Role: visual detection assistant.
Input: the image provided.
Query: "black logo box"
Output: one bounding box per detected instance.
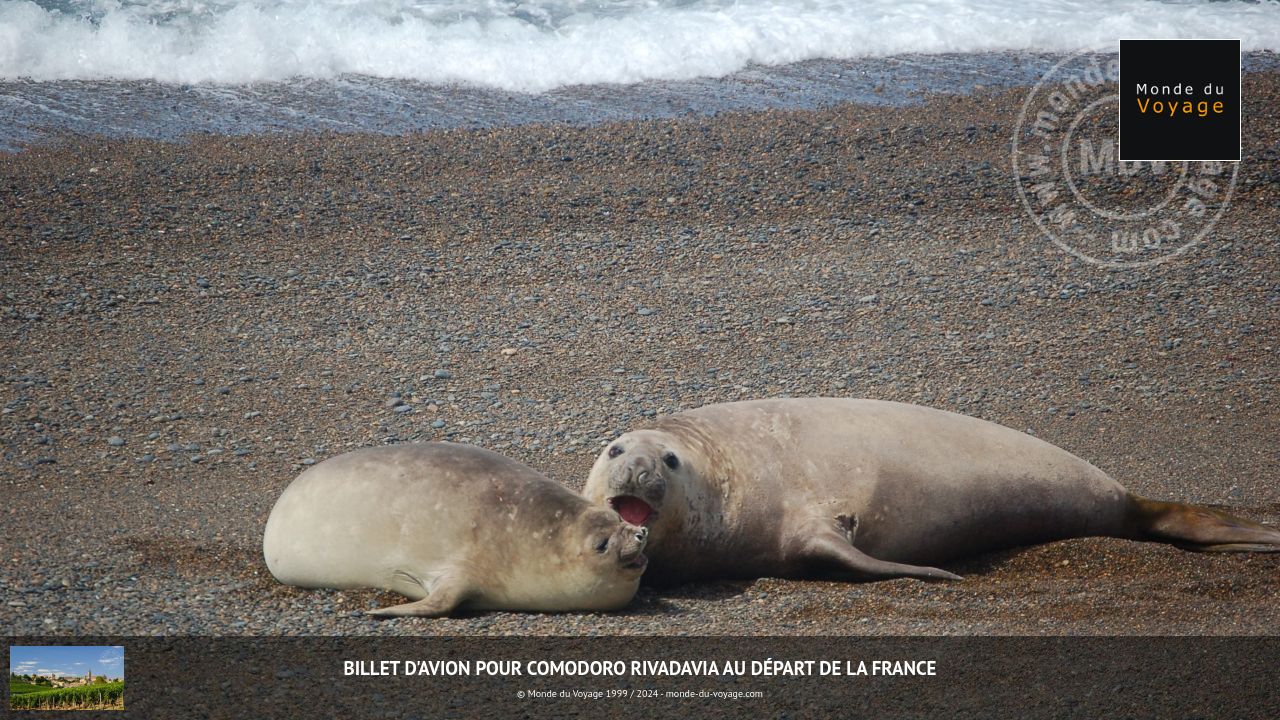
[1119,39,1241,162]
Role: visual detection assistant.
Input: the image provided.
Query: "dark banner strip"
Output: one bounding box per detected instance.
[6,636,1277,719]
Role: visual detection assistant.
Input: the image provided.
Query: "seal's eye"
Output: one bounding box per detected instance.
[595,538,610,554]
[662,452,680,470]
[607,445,623,459]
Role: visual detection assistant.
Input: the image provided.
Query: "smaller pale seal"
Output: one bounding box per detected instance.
[263,442,649,617]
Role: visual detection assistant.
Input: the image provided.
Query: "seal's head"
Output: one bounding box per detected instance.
[542,507,648,611]
[584,429,692,548]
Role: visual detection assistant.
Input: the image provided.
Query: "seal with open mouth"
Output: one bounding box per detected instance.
[264,442,648,617]
[584,398,1280,586]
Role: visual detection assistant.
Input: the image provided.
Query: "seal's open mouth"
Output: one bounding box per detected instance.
[610,495,654,526]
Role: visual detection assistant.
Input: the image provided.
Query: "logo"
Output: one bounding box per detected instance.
[1012,53,1238,268]
[1119,39,1241,162]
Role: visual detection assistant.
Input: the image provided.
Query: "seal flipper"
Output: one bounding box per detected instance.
[1128,495,1280,552]
[800,527,962,582]
[367,575,469,619]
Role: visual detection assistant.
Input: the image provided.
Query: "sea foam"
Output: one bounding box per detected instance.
[1,0,1278,89]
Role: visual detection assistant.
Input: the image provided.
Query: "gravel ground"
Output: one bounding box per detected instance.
[2,74,1278,637]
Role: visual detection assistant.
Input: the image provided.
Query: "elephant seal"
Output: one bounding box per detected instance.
[584,398,1280,586]
[264,442,649,617]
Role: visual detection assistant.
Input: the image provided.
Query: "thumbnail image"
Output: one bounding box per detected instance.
[9,646,124,711]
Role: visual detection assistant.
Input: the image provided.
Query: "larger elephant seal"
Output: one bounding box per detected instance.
[264,442,649,617]
[584,398,1280,586]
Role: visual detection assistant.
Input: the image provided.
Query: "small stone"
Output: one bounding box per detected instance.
[858,294,878,303]
[393,405,413,414]
[196,277,210,288]
[301,458,316,466]
[433,369,452,380]
[107,436,125,447]
[215,386,231,395]
[431,419,446,429]
[637,307,655,316]
[244,411,261,419]
[500,348,518,356]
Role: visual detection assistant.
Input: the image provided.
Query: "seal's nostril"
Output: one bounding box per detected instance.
[637,471,649,482]
[636,528,648,542]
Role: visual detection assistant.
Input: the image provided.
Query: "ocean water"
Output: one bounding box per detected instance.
[1,1,1278,148]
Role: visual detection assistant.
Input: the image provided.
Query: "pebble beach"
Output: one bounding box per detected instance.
[2,70,1279,637]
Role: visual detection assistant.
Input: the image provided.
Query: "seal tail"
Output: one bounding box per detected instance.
[1127,495,1280,552]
